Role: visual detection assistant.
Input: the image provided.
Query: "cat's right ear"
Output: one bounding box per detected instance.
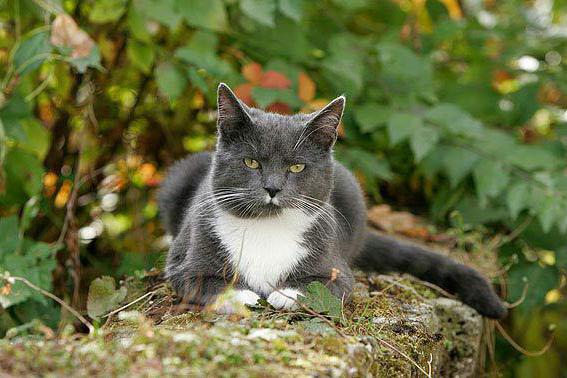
[217,83,251,141]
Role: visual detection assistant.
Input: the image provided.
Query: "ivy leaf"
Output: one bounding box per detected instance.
[279,0,304,22]
[506,181,529,219]
[87,276,127,319]
[410,124,439,161]
[178,0,227,31]
[387,113,422,145]
[127,40,155,74]
[353,103,391,133]
[240,0,277,27]
[298,281,342,319]
[155,62,187,100]
[473,160,510,203]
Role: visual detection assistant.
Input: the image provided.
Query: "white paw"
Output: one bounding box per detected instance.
[213,289,261,315]
[267,288,303,310]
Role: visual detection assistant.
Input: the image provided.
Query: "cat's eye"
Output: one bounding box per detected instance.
[289,163,306,173]
[244,158,260,169]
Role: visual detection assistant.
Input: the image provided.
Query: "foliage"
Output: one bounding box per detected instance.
[0,0,566,375]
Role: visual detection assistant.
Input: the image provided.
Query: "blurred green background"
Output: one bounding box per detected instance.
[0,0,566,375]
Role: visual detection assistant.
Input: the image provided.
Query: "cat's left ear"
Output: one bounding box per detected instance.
[305,96,345,149]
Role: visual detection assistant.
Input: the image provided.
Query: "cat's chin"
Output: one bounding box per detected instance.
[231,203,284,218]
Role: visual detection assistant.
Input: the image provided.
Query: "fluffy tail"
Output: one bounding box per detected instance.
[158,152,212,236]
[355,231,507,319]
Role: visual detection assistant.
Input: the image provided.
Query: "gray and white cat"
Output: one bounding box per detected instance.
[158,83,507,319]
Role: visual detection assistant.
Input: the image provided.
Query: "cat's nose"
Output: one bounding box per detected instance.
[264,187,281,198]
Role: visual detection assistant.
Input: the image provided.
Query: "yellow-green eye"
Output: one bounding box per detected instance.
[289,163,306,173]
[244,158,260,169]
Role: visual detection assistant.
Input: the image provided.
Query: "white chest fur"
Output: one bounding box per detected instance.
[212,207,316,295]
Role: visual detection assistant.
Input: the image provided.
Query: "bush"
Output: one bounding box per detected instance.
[0,0,566,374]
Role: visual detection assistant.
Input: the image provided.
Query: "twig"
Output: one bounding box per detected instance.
[495,321,554,357]
[506,281,529,309]
[376,337,432,377]
[102,290,157,319]
[4,275,94,334]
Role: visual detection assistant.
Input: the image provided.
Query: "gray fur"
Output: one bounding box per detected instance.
[158,83,507,319]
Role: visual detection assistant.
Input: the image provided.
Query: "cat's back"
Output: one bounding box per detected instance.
[158,152,212,236]
[330,161,367,257]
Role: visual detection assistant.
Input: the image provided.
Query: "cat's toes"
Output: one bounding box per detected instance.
[212,289,261,315]
[267,288,303,310]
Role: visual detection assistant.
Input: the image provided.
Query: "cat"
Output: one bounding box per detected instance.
[158,83,507,319]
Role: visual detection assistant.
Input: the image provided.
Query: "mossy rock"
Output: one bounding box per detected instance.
[0,269,487,377]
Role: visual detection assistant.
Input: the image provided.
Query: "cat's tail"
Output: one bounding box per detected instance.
[158,152,212,236]
[355,231,507,319]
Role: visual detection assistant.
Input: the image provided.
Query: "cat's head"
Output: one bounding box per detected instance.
[211,83,345,218]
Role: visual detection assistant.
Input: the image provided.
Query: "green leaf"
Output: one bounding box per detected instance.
[155,62,187,100]
[240,0,276,27]
[441,146,479,187]
[175,32,233,78]
[87,276,128,319]
[506,181,529,219]
[353,103,391,133]
[13,30,52,76]
[322,35,365,97]
[278,0,303,21]
[473,160,510,203]
[127,40,155,74]
[0,242,58,308]
[505,146,560,171]
[2,148,44,202]
[178,0,227,31]
[251,87,301,108]
[298,281,342,319]
[387,113,422,145]
[20,196,39,235]
[18,119,50,159]
[89,0,128,23]
[335,147,393,181]
[425,103,484,138]
[138,0,182,29]
[376,42,433,97]
[410,124,439,161]
[537,195,557,233]
[0,216,19,254]
[128,6,153,42]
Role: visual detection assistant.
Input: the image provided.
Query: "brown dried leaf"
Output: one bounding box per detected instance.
[242,62,263,85]
[367,204,429,240]
[298,72,316,102]
[51,14,95,58]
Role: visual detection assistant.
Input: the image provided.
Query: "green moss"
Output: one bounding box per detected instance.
[0,271,484,377]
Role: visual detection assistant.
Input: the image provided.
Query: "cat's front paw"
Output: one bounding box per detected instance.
[212,289,261,315]
[267,288,303,310]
